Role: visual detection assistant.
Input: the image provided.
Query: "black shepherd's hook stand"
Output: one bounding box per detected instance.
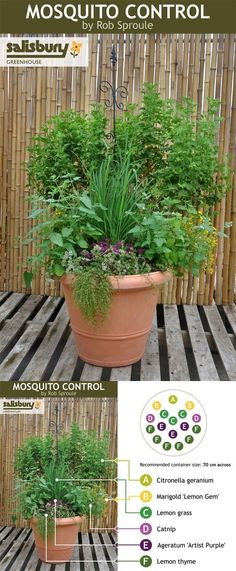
[100,45,128,144]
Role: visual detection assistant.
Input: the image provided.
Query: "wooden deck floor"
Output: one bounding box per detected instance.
[0,292,236,381]
[0,527,117,570]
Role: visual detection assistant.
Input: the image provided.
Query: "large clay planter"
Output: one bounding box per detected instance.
[61,271,171,367]
[31,515,83,563]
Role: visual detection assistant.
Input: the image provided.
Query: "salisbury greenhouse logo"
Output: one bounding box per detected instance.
[0,37,88,67]
[0,399,45,414]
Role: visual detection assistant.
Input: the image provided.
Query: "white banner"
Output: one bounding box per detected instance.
[0,36,88,67]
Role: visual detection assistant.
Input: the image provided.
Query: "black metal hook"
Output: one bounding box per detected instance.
[99,45,128,143]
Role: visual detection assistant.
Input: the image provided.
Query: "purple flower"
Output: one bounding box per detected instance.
[99,244,109,253]
[93,239,110,254]
[137,247,145,255]
[83,250,92,259]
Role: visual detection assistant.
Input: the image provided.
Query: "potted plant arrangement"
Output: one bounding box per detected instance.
[14,424,113,563]
[24,86,230,366]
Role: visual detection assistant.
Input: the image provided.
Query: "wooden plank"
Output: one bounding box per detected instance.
[40,562,65,570]
[0,292,9,303]
[164,305,190,381]
[223,304,236,336]
[96,532,117,566]
[0,528,24,558]
[22,546,43,570]
[4,532,35,571]
[0,297,61,380]
[0,293,26,325]
[70,544,84,570]
[91,532,114,569]
[50,332,78,382]
[183,305,220,381]
[80,364,102,381]
[0,529,30,566]
[140,316,161,381]
[110,367,132,382]
[0,527,16,541]
[21,304,70,381]
[0,295,43,352]
[203,305,236,381]
[74,532,96,570]
[24,542,65,569]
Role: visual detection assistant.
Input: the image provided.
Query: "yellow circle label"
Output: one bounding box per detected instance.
[140,490,152,502]
[169,395,178,404]
[186,401,195,410]
[152,401,161,410]
[140,474,153,486]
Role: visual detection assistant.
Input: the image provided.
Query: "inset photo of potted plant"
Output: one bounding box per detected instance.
[24,86,230,367]
[14,422,115,563]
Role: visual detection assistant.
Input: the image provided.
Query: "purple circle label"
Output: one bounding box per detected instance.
[140,523,152,535]
[193,414,201,422]
[157,422,166,431]
[140,539,152,551]
[169,430,178,439]
[146,414,155,423]
[180,422,189,431]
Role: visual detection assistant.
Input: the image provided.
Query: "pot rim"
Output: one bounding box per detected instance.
[60,270,172,290]
[31,514,84,526]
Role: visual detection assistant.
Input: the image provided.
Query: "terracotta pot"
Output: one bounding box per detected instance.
[31,515,83,563]
[61,270,171,367]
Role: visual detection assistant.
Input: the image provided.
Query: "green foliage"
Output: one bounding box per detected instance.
[15,434,54,480]
[129,210,217,276]
[85,154,147,242]
[24,177,90,279]
[26,85,230,210]
[153,98,230,208]
[14,423,113,533]
[116,86,230,209]
[116,85,174,186]
[27,107,108,196]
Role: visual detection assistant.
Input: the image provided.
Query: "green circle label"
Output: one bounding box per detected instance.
[153,435,162,444]
[140,506,152,519]
[163,442,171,451]
[146,425,155,434]
[175,442,184,451]
[160,409,169,419]
[140,555,152,567]
[178,409,187,419]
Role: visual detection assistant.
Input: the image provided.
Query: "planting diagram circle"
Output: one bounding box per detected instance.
[140,389,207,456]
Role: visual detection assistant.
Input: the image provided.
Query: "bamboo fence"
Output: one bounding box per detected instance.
[0,34,235,303]
[0,398,117,529]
